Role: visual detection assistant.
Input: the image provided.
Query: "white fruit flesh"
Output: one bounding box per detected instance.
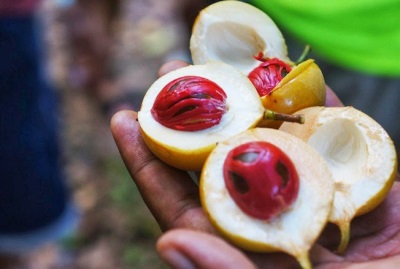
[200,128,335,260]
[190,1,291,75]
[280,106,397,225]
[138,62,264,169]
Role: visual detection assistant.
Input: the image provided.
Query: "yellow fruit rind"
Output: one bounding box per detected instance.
[259,59,326,128]
[356,154,397,216]
[140,128,214,171]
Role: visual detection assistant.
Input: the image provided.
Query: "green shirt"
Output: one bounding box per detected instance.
[250,0,400,76]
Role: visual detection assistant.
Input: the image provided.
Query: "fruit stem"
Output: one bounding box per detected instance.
[297,252,312,269]
[336,221,350,255]
[263,109,305,124]
[295,45,311,65]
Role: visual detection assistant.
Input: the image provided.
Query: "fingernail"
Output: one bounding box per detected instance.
[160,249,195,269]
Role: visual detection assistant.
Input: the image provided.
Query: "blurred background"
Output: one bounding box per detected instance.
[3,0,399,268]
[21,0,197,268]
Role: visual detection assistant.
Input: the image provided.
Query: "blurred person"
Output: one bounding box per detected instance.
[0,0,79,266]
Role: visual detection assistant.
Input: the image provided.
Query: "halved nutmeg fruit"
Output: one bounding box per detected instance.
[138,61,264,171]
[279,106,398,254]
[200,128,335,269]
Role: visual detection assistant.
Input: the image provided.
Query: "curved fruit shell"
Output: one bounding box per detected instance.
[279,106,398,221]
[190,1,291,75]
[259,59,326,128]
[140,130,215,171]
[356,166,397,216]
[200,128,335,260]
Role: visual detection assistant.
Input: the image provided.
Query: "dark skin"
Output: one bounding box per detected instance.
[111,60,400,269]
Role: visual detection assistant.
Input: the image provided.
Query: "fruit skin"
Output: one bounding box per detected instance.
[259,59,326,128]
[140,130,215,171]
[356,167,397,216]
[200,128,335,261]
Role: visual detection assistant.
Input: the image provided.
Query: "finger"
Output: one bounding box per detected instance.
[314,255,400,269]
[325,85,343,107]
[157,229,257,269]
[158,60,190,77]
[309,244,343,267]
[346,255,400,269]
[344,182,400,260]
[110,110,214,232]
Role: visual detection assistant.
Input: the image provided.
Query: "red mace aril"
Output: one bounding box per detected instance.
[151,76,227,131]
[223,141,299,220]
[248,53,292,97]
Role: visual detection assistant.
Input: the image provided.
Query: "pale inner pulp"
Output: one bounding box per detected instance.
[307,118,367,186]
[205,22,265,74]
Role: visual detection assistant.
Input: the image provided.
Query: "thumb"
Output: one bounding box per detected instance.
[157,229,256,269]
[325,85,343,107]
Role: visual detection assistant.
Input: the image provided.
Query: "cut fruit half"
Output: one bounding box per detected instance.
[190,0,291,75]
[279,106,398,253]
[200,128,335,268]
[138,61,264,171]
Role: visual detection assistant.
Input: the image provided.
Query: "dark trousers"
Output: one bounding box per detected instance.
[0,15,68,233]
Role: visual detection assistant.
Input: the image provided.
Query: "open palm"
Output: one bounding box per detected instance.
[110,60,400,268]
[111,109,399,269]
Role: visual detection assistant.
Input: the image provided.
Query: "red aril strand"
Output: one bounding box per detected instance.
[248,53,292,97]
[151,76,227,131]
[223,141,299,220]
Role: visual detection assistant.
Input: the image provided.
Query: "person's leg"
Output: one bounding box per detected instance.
[0,15,78,254]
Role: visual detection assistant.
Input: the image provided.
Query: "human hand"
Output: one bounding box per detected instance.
[110,60,399,268]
